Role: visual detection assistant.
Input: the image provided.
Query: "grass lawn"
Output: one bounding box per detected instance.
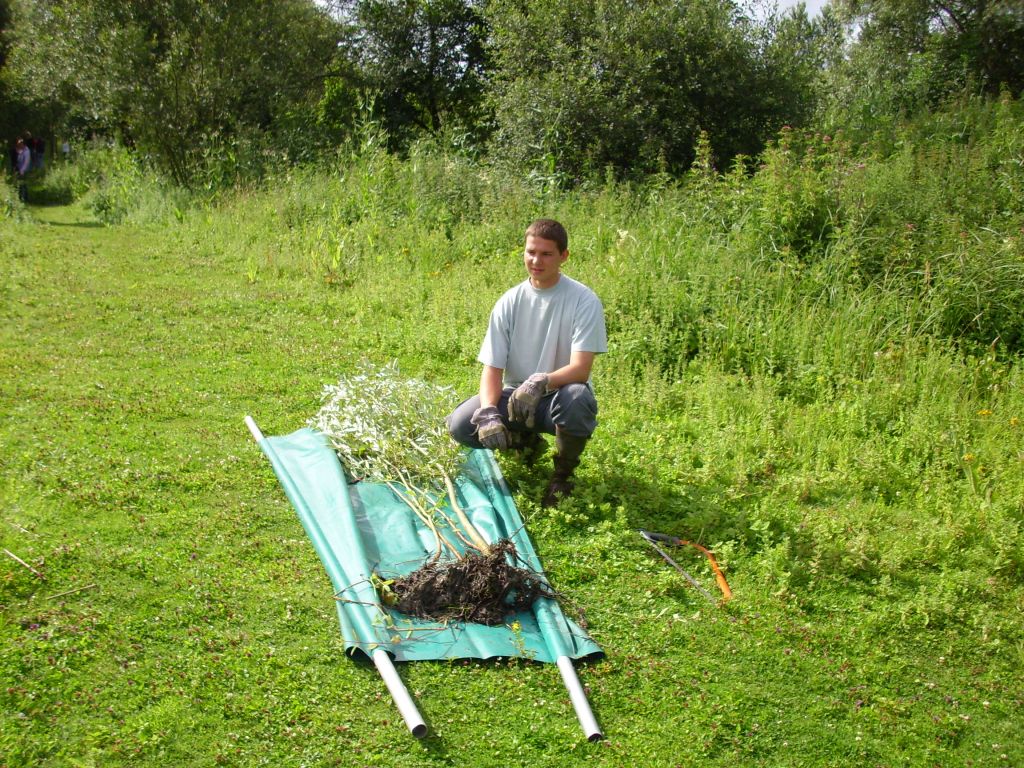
[1,200,1021,767]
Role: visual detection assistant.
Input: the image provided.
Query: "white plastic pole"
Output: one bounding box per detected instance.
[244,415,264,442]
[246,415,428,739]
[373,649,428,738]
[556,656,602,741]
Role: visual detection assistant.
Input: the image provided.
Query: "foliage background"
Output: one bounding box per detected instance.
[2,94,1023,766]
[1,0,1023,766]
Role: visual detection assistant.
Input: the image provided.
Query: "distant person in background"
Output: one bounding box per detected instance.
[15,137,31,202]
[23,132,35,168]
[62,140,71,162]
[34,136,45,170]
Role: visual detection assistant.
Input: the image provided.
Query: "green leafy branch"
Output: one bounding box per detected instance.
[310,361,490,557]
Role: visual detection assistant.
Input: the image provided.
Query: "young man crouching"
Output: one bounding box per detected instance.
[447,219,607,506]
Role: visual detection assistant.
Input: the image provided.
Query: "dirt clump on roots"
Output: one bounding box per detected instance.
[390,539,553,625]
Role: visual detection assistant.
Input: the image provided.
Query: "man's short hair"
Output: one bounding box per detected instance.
[526,219,568,254]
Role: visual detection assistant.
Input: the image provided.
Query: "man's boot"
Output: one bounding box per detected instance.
[514,430,546,468]
[543,428,589,507]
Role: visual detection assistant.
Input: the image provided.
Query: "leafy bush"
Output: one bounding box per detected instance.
[830,96,1024,351]
[39,143,195,225]
[484,0,811,180]
[0,175,23,219]
[753,127,844,260]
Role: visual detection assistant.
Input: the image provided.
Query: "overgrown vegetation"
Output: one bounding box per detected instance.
[3,0,341,185]
[0,173,20,218]
[29,144,194,224]
[1,90,1021,765]
[2,1,1022,762]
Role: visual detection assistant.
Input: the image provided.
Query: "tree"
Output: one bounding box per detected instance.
[483,0,821,180]
[758,2,845,129]
[0,0,18,139]
[0,0,9,71]
[325,0,489,150]
[830,0,1024,119]
[5,0,345,184]
[1,0,58,152]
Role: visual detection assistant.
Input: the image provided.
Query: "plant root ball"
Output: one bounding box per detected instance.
[390,540,553,625]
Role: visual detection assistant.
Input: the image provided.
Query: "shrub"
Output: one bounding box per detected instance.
[39,143,196,225]
[753,127,845,260]
[0,176,23,219]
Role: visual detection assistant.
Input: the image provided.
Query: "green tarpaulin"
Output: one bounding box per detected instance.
[255,427,602,664]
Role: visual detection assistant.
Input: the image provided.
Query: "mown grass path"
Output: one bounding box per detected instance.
[1,204,386,766]
[1,205,1021,767]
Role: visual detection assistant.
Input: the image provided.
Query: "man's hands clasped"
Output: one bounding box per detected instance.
[508,373,549,429]
[471,372,549,450]
[470,405,510,450]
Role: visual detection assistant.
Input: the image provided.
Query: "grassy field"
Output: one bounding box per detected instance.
[1,155,1022,768]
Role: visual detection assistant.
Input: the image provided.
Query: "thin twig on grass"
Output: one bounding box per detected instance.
[46,583,97,600]
[4,548,45,579]
[5,520,38,536]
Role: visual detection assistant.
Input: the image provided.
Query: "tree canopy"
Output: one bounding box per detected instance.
[5,0,342,184]
[338,0,489,148]
[1,0,1021,184]
[483,0,840,178]
[827,0,1024,123]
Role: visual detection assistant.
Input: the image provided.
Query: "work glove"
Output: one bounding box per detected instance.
[508,373,549,429]
[470,405,511,450]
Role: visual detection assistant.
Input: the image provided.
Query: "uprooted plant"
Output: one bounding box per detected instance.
[310,361,551,625]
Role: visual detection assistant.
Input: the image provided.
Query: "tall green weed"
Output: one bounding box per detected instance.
[753,127,844,260]
[0,175,23,220]
[739,95,1024,354]
[37,144,194,225]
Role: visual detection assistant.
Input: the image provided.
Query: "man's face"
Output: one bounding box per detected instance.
[523,234,568,289]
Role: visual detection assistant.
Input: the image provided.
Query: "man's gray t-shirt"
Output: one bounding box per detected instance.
[478,275,607,387]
